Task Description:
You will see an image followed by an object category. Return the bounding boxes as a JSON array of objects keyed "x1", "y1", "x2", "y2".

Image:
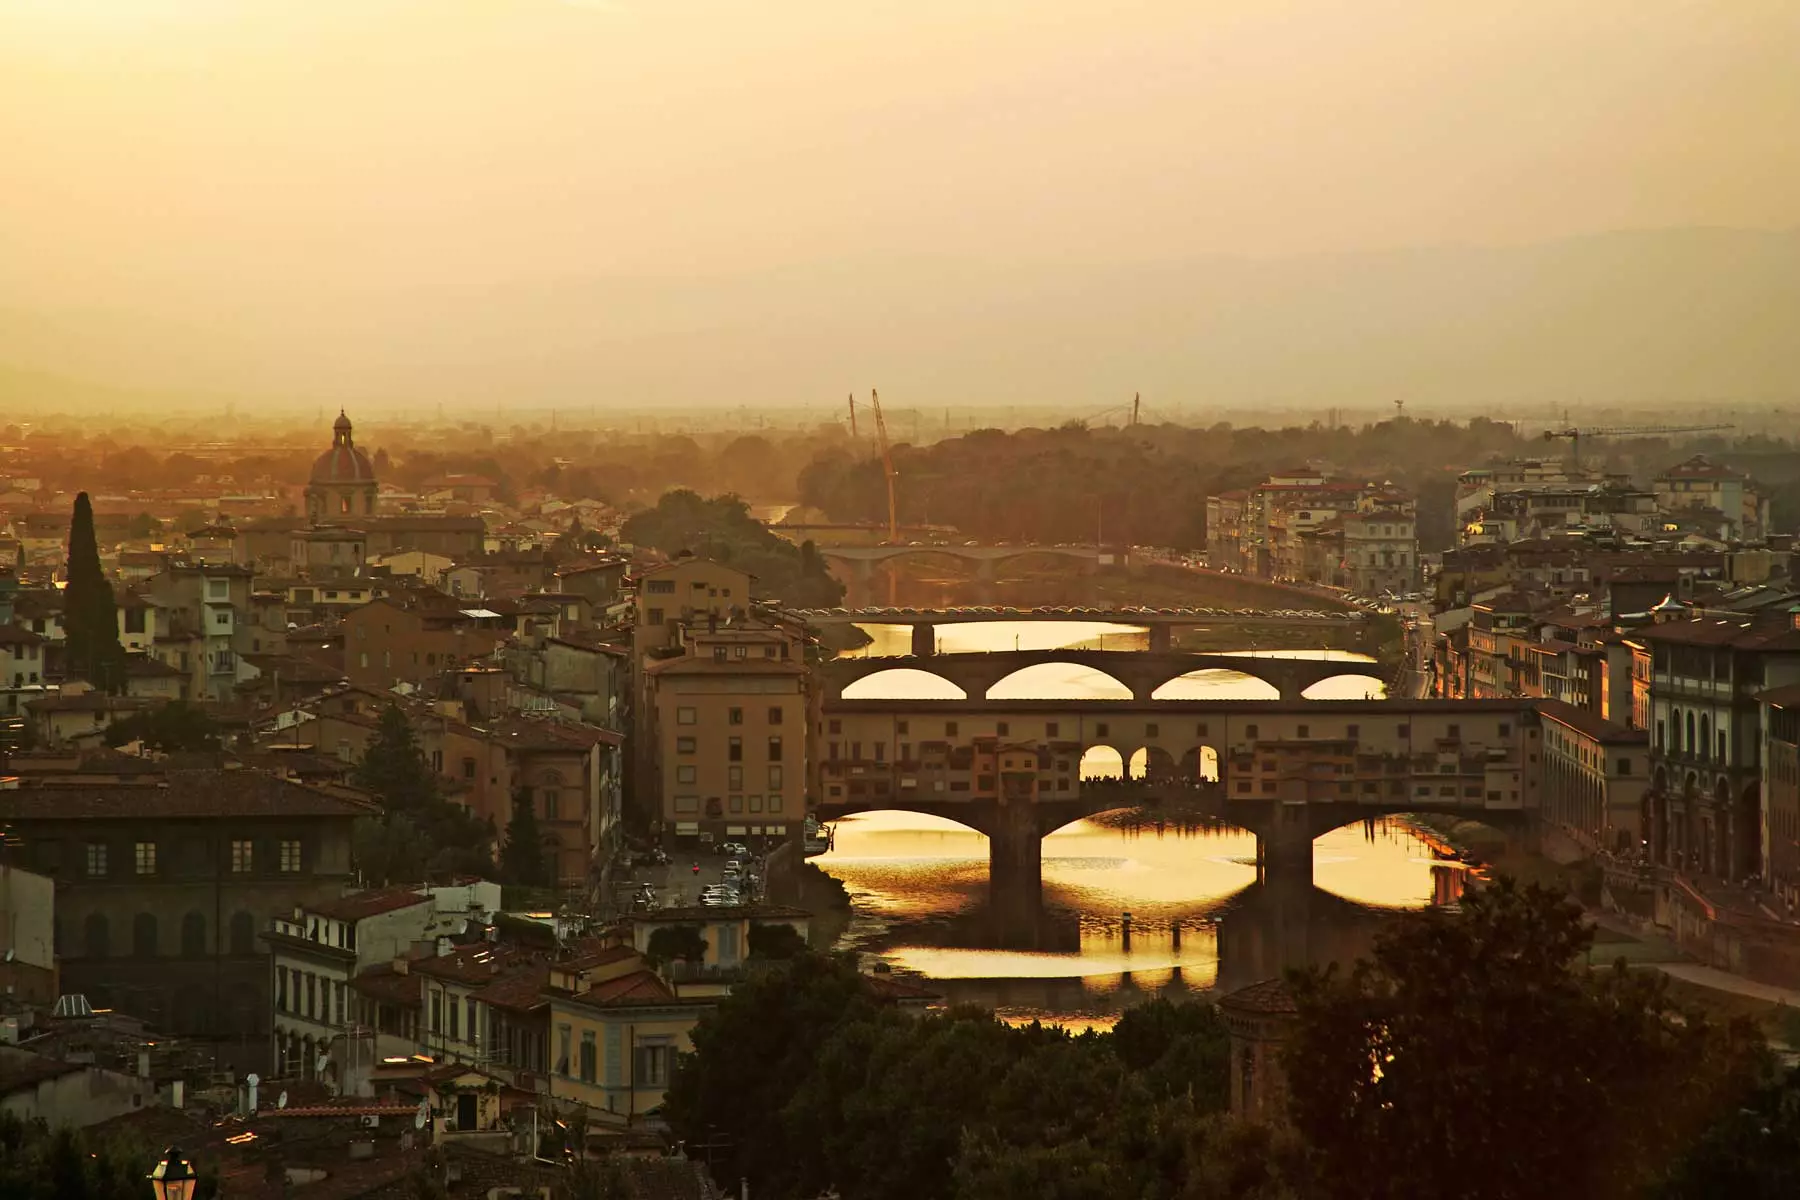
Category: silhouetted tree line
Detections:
[
  {"x1": 621, "y1": 491, "x2": 845, "y2": 608},
  {"x1": 663, "y1": 881, "x2": 1799, "y2": 1200}
]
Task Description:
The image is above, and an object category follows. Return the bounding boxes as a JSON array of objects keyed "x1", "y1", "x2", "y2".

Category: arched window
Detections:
[
  {"x1": 181, "y1": 912, "x2": 207, "y2": 957},
  {"x1": 1718, "y1": 729, "x2": 1728, "y2": 765},
  {"x1": 1685, "y1": 712, "x2": 1696, "y2": 756},
  {"x1": 1699, "y1": 715, "x2": 1711, "y2": 761},
  {"x1": 230, "y1": 912, "x2": 256, "y2": 956},
  {"x1": 133, "y1": 913, "x2": 158, "y2": 958},
  {"x1": 85, "y1": 913, "x2": 110, "y2": 959}
]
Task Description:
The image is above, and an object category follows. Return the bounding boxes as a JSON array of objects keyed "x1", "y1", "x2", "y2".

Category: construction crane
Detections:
[
  {"x1": 1131, "y1": 393, "x2": 1141, "y2": 427},
  {"x1": 846, "y1": 393, "x2": 858, "y2": 440},
  {"x1": 1541, "y1": 423, "x2": 1734, "y2": 468},
  {"x1": 870, "y1": 389, "x2": 899, "y2": 542}
]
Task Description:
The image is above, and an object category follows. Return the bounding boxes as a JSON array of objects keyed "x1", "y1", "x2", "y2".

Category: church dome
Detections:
[{"x1": 310, "y1": 410, "x2": 376, "y2": 485}]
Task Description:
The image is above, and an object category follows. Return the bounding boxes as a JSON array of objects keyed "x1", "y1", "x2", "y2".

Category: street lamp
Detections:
[{"x1": 149, "y1": 1146, "x2": 199, "y2": 1200}]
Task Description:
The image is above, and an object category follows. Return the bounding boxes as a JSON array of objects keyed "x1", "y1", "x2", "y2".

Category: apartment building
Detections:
[
  {"x1": 1757, "y1": 684, "x2": 1800, "y2": 909},
  {"x1": 1537, "y1": 699, "x2": 1649, "y2": 854},
  {"x1": 0, "y1": 768, "x2": 373, "y2": 1073},
  {"x1": 1654, "y1": 456, "x2": 1768, "y2": 542},
  {"x1": 266, "y1": 888, "x2": 434, "y2": 1083},
  {"x1": 340, "y1": 593, "x2": 510, "y2": 691},
  {"x1": 1639, "y1": 612, "x2": 1800, "y2": 881},
  {"x1": 144, "y1": 562, "x2": 257, "y2": 701}
]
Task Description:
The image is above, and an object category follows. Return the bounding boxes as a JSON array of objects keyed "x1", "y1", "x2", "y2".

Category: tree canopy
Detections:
[
  {"x1": 1284, "y1": 878, "x2": 1770, "y2": 1200},
  {"x1": 352, "y1": 704, "x2": 493, "y2": 884},
  {"x1": 620, "y1": 491, "x2": 845, "y2": 608},
  {"x1": 104, "y1": 700, "x2": 221, "y2": 754},
  {"x1": 500, "y1": 787, "x2": 551, "y2": 887}
]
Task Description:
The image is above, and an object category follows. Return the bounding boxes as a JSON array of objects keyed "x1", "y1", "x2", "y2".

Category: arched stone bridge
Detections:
[
  {"x1": 820, "y1": 649, "x2": 1385, "y2": 703},
  {"x1": 817, "y1": 543, "x2": 1103, "y2": 582}
]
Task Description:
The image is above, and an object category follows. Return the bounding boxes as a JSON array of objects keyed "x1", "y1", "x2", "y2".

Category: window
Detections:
[
  {"x1": 1498, "y1": 722, "x2": 1511, "y2": 738},
  {"x1": 729, "y1": 795, "x2": 744, "y2": 812},
  {"x1": 85, "y1": 843, "x2": 108, "y2": 877},
  {"x1": 230, "y1": 841, "x2": 253, "y2": 873},
  {"x1": 430, "y1": 992, "x2": 441, "y2": 1033},
  {"x1": 769, "y1": 766, "x2": 783, "y2": 790},
  {"x1": 1245, "y1": 724, "x2": 1258, "y2": 739},
  {"x1": 1297, "y1": 725, "x2": 1309, "y2": 738},
  {"x1": 729, "y1": 707, "x2": 744, "y2": 725},
  {"x1": 558, "y1": 1025, "x2": 572, "y2": 1076},
  {"x1": 580, "y1": 1032, "x2": 597, "y2": 1083},
  {"x1": 728, "y1": 766, "x2": 743, "y2": 790},
  {"x1": 636, "y1": 1043, "x2": 673, "y2": 1087},
  {"x1": 543, "y1": 790, "x2": 560, "y2": 820},
  {"x1": 134, "y1": 842, "x2": 156, "y2": 875},
  {"x1": 279, "y1": 841, "x2": 302, "y2": 872},
  {"x1": 647, "y1": 607, "x2": 664, "y2": 625},
  {"x1": 897, "y1": 720, "x2": 909, "y2": 735},
  {"x1": 677, "y1": 707, "x2": 697, "y2": 726},
  {"x1": 734, "y1": 645, "x2": 748, "y2": 660},
  {"x1": 1046, "y1": 722, "x2": 1059, "y2": 737},
  {"x1": 769, "y1": 706, "x2": 784, "y2": 725},
  {"x1": 277, "y1": 968, "x2": 288, "y2": 1011},
  {"x1": 674, "y1": 795, "x2": 699, "y2": 813},
  {"x1": 1196, "y1": 722, "x2": 1208, "y2": 737},
  {"x1": 449, "y1": 998, "x2": 460, "y2": 1040},
  {"x1": 677, "y1": 736, "x2": 696, "y2": 754},
  {"x1": 1346, "y1": 724, "x2": 1359, "y2": 739},
  {"x1": 829, "y1": 719, "x2": 843, "y2": 735},
  {"x1": 1096, "y1": 723, "x2": 1109, "y2": 737},
  {"x1": 768, "y1": 736, "x2": 783, "y2": 762},
  {"x1": 1146, "y1": 723, "x2": 1159, "y2": 738},
  {"x1": 712, "y1": 646, "x2": 727, "y2": 663},
  {"x1": 462, "y1": 757, "x2": 478, "y2": 779},
  {"x1": 647, "y1": 579, "x2": 675, "y2": 594},
  {"x1": 749, "y1": 794, "x2": 764, "y2": 812},
  {"x1": 677, "y1": 765, "x2": 697, "y2": 784},
  {"x1": 997, "y1": 722, "x2": 1010, "y2": 736},
  {"x1": 728, "y1": 737, "x2": 742, "y2": 762},
  {"x1": 769, "y1": 793, "x2": 783, "y2": 813},
  {"x1": 181, "y1": 912, "x2": 206, "y2": 957},
  {"x1": 1447, "y1": 724, "x2": 1460, "y2": 737},
  {"x1": 946, "y1": 721, "x2": 958, "y2": 736}
]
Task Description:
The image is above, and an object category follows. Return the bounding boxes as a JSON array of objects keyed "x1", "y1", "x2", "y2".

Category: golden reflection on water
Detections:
[{"x1": 820, "y1": 620, "x2": 1424, "y2": 1025}]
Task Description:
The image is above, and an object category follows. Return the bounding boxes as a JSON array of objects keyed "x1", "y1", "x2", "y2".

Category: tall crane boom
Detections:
[
  {"x1": 1542, "y1": 422, "x2": 1733, "y2": 468},
  {"x1": 870, "y1": 389, "x2": 898, "y2": 542},
  {"x1": 847, "y1": 393, "x2": 858, "y2": 440}
]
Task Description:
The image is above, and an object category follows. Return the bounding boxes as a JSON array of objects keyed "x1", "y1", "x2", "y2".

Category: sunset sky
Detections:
[{"x1": 2, "y1": 1, "x2": 1797, "y2": 407}]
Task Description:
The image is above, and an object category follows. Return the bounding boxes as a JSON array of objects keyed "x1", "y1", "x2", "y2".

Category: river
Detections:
[{"x1": 816, "y1": 620, "x2": 1465, "y2": 1028}]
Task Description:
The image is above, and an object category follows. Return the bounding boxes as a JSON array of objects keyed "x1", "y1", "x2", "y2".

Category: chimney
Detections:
[{"x1": 392, "y1": 957, "x2": 409, "y2": 975}]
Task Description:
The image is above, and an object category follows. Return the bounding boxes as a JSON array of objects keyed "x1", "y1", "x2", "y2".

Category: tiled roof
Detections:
[
  {"x1": 0, "y1": 623, "x2": 43, "y2": 646},
  {"x1": 1218, "y1": 978, "x2": 1298, "y2": 1016},
  {"x1": 410, "y1": 943, "x2": 520, "y2": 985},
  {"x1": 0, "y1": 770, "x2": 377, "y2": 821},
  {"x1": 306, "y1": 888, "x2": 431, "y2": 922},
  {"x1": 566, "y1": 969, "x2": 682, "y2": 1009},
  {"x1": 1536, "y1": 699, "x2": 1646, "y2": 744},
  {"x1": 469, "y1": 962, "x2": 551, "y2": 1013},
  {"x1": 349, "y1": 963, "x2": 422, "y2": 1007}
]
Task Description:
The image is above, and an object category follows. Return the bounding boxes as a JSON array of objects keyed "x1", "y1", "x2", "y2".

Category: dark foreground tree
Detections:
[
  {"x1": 500, "y1": 788, "x2": 550, "y2": 886},
  {"x1": 1285, "y1": 878, "x2": 1767, "y2": 1200},
  {"x1": 104, "y1": 700, "x2": 221, "y2": 754},
  {"x1": 645, "y1": 925, "x2": 708, "y2": 966},
  {"x1": 63, "y1": 492, "x2": 125, "y2": 692},
  {"x1": 1655, "y1": 1064, "x2": 1800, "y2": 1198},
  {"x1": 352, "y1": 704, "x2": 493, "y2": 882}
]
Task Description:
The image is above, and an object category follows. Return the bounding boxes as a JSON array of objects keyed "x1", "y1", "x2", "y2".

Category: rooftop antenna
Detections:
[{"x1": 1394, "y1": 398, "x2": 1406, "y2": 419}]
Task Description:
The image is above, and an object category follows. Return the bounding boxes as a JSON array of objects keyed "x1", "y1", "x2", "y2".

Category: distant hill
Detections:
[{"x1": 3, "y1": 227, "x2": 1797, "y2": 414}]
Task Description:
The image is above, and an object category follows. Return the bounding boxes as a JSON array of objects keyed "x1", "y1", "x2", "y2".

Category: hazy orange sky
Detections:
[{"x1": 2, "y1": 1, "x2": 1798, "y2": 406}]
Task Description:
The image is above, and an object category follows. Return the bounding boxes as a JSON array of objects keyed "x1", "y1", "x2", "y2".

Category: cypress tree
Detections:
[{"x1": 63, "y1": 492, "x2": 124, "y2": 693}]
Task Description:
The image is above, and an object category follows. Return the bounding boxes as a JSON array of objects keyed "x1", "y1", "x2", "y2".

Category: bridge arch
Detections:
[
  {"x1": 1174, "y1": 744, "x2": 1223, "y2": 782},
  {"x1": 1300, "y1": 671, "x2": 1388, "y2": 700},
  {"x1": 813, "y1": 804, "x2": 993, "y2": 841},
  {"x1": 1129, "y1": 746, "x2": 1180, "y2": 780},
  {"x1": 1151, "y1": 669, "x2": 1279, "y2": 701},
  {"x1": 840, "y1": 668, "x2": 968, "y2": 700},
  {"x1": 1079, "y1": 745, "x2": 1128, "y2": 779},
  {"x1": 987, "y1": 663, "x2": 1132, "y2": 701}
]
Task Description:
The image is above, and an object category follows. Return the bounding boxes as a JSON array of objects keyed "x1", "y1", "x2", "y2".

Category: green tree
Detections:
[
  {"x1": 1655, "y1": 1064, "x2": 1800, "y2": 1198},
  {"x1": 355, "y1": 705, "x2": 442, "y2": 811},
  {"x1": 63, "y1": 492, "x2": 125, "y2": 693},
  {"x1": 1284, "y1": 877, "x2": 1766, "y2": 1200},
  {"x1": 664, "y1": 953, "x2": 875, "y2": 1194},
  {"x1": 500, "y1": 789, "x2": 550, "y2": 887},
  {"x1": 351, "y1": 706, "x2": 493, "y2": 883},
  {"x1": 104, "y1": 700, "x2": 222, "y2": 753},
  {"x1": 621, "y1": 490, "x2": 845, "y2": 607},
  {"x1": 645, "y1": 925, "x2": 708, "y2": 966},
  {"x1": 747, "y1": 921, "x2": 807, "y2": 960}
]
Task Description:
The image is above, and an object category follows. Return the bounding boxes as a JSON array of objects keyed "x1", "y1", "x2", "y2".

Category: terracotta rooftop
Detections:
[
  {"x1": 306, "y1": 888, "x2": 431, "y2": 922},
  {"x1": 0, "y1": 770, "x2": 378, "y2": 820},
  {"x1": 1218, "y1": 978, "x2": 1298, "y2": 1016},
  {"x1": 565, "y1": 969, "x2": 683, "y2": 1009},
  {"x1": 468, "y1": 961, "x2": 552, "y2": 1013},
  {"x1": 349, "y1": 963, "x2": 422, "y2": 1007},
  {"x1": 1536, "y1": 699, "x2": 1646, "y2": 745}
]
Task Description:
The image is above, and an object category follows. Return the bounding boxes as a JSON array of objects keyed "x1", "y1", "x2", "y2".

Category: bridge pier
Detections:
[
  {"x1": 1253, "y1": 805, "x2": 1315, "y2": 888},
  {"x1": 986, "y1": 801, "x2": 1044, "y2": 901},
  {"x1": 911, "y1": 623, "x2": 936, "y2": 657},
  {"x1": 1147, "y1": 624, "x2": 1172, "y2": 652}
]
